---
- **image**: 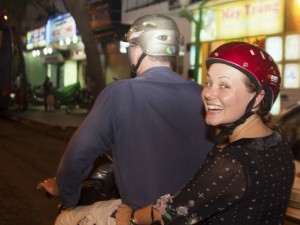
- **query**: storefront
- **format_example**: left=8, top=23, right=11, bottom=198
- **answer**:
left=24, top=0, right=132, bottom=99
left=188, top=0, right=300, bottom=114
left=25, top=26, right=49, bottom=87
left=46, top=13, right=84, bottom=89
left=24, top=13, right=85, bottom=90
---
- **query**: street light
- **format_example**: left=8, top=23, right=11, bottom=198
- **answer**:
left=179, top=0, right=209, bottom=83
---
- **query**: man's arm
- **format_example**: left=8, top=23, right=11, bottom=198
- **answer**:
left=56, top=87, right=116, bottom=207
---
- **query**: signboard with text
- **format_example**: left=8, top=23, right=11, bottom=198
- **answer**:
left=26, top=26, right=46, bottom=49
left=191, top=0, right=284, bottom=42
left=46, top=13, right=77, bottom=43
left=88, top=2, right=112, bottom=30
left=285, top=0, right=300, bottom=32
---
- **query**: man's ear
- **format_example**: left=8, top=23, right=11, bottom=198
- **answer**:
left=253, top=89, right=265, bottom=108
left=132, top=46, right=144, bottom=63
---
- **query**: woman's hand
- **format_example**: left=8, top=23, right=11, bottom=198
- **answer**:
left=116, top=204, right=132, bottom=225
left=36, top=177, right=59, bottom=197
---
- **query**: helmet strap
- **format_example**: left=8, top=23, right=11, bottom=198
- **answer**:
left=131, top=52, right=146, bottom=78
left=215, top=88, right=262, bottom=144
left=215, top=110, right=254, bottom=144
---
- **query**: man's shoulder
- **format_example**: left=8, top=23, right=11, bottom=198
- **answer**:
left=104, top=76, right=203, bottom=93
left=101, top=79, right=135, bottom=97
left=105, top=79, right=132, bottom=89
left=190, top=80, right=203, bottom=88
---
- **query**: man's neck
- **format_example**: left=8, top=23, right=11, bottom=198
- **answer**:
left=137, top=59, right=171, bottom=75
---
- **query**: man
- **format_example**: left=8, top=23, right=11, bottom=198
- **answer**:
left=39, top=14, right=214, bottom=225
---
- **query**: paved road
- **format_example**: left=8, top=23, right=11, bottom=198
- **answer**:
left=0, top=118, right=67, bottom=225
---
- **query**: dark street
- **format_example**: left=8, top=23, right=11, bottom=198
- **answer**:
left=0, top=118, right=66, bottom=225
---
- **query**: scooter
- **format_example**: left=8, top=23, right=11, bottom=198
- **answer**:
left=77, top=152, right=120, bottom=206
left=39, top=152, right=119, bottom=211
left=52, top=83, right=95, bottom=114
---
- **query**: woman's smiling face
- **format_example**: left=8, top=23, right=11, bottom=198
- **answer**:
left=201, top=63, right=256, bottom=126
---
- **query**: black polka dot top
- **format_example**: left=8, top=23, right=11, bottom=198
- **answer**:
left=157, top=131, right=295, bottom=225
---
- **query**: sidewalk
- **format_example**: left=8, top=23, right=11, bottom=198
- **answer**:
left=0, top=105, right=88, bottom=140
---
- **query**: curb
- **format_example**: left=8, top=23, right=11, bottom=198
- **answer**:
left=0, top=111, right=77, bottom=141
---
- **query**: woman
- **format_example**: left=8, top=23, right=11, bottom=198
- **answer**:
left=115, top=42, right=295, bottom=225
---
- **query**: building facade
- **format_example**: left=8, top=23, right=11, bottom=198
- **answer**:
left=23, top=0, right=130, bottom=94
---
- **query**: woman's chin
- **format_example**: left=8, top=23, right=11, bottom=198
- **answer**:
left=205, top=118, right=220, bottom=126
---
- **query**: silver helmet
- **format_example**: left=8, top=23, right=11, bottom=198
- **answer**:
left=125, top=14, right=183, bottom=56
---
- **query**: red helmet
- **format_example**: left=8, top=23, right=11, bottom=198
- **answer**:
left=206, top=42, right=281, bottom=114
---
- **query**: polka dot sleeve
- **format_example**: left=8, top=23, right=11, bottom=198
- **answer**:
left=154, top=149, right=248, bottom=225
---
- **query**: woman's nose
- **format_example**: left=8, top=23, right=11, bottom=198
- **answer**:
left=202, top=86, right=217, bottom=100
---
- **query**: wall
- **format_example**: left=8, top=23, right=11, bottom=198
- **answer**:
left=105, top=42, right=131, bottom=83
left=281, top=89, right=300, bottom=110
left=23, top=52, right=47, bottom=87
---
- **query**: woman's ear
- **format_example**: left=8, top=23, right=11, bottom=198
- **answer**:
left=253, top=89, right=265, bottom=109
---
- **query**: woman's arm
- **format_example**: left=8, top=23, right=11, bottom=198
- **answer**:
left=116, top=204, right=163, bottom=225
left=116, top=151, right=247, bottom=225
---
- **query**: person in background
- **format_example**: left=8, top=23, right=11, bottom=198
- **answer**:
left=115, top=41, right=295, bottom=225
left=38, top=14, right=214, bottom=225
left=14, top=73, right=27, bottom=111
left=42, top=76, right=53, bottom=111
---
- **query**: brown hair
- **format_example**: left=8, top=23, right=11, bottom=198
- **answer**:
left=242, top=75, right=276, bottom=126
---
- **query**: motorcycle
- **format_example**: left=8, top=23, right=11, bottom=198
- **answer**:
left=53, top=83, right=95, bottom=114
left=52, top=83, right=81, bottom=113
left=39, top=152, right=120, bottom=211
left=77, top=152, right=120, bottom=206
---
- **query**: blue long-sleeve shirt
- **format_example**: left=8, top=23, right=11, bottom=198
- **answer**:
left=56, top=67, right=214, bottom=208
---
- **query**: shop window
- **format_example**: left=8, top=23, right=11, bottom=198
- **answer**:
left=278, top=63, right=283, bottom=84
left=284, top=63, right=300, bottom=88
left=189, top=45, right=195, bottom=68
left=64, top=60, right=78, bottom=86
left=189, top=45, right=203, bottom=84
left=270, top=61, right=282, bottom=115
left=270, top=95, right=280, bottom=115
left=285, top=34, right=300, bottom=60
left=265, top=36, right=282, bottom=62
left=189, top=44, right=203, bottom=68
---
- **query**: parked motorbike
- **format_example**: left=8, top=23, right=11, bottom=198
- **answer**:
left=53, top=83, right=95, bottom=114
left=31, top=85, right=44, bottom=105
left=52, top=83, right=80, bottom=113
left=76, top=88, right=95, bottom=111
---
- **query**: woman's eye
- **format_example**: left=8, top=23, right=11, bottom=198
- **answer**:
left=205, top=81, right=212, bottom=87
left=220, top=83, right=230, bottom=89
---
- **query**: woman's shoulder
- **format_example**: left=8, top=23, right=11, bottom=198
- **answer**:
left=205, top=147, right=244, bottom=168
left=206, top=145, right=259, bottom=171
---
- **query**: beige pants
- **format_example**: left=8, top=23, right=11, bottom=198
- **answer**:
left=55, top=199, right=121, bottom=225
left=46, top=94, right=55, bottom=108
